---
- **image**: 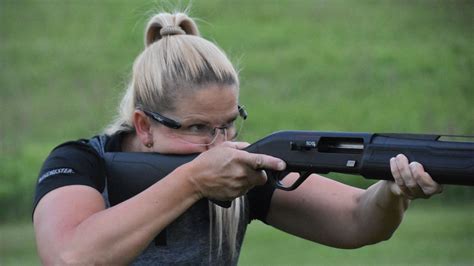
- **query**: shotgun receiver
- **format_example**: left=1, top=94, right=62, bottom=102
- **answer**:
left=104, top=131, right=474, bottom=207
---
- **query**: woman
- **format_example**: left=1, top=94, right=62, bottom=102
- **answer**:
left=33, top=12, right=442, bottom=265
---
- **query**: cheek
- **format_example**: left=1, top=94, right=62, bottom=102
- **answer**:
left=152, top=132, right=207, bottom=154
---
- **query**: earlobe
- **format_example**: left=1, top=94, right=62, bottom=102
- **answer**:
left=133, top=110, right=154, bottom=148
left=145, top=142, right=154, bottom=148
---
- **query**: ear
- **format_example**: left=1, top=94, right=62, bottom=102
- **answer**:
left=133, top=110, right=153, bottom=146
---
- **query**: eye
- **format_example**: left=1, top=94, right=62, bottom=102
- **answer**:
left=224, top=117, right=237, bottom=128
left=186, top=124, right=211, bottom=134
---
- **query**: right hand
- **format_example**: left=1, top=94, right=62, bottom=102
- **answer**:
left=188, top=141, right=286, bottom=201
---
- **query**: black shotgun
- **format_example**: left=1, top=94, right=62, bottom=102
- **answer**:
left=104, top=131, right=474, bottom=207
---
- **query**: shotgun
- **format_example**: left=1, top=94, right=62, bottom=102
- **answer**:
left=104, top=131, right=474, bottom=207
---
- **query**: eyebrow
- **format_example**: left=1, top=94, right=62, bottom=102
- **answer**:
left=225, top=113, right=239, bottom=123
left=180, top=111, right=239, bottom=127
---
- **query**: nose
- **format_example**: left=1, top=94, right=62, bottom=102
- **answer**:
left=207, top=128, right=228, bottom=148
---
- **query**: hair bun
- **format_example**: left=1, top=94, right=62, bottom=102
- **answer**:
left=145, top=12, right=200, bottom=47
left=160, top=25, right=186, bottom=37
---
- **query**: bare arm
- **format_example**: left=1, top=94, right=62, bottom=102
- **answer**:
left=34, top=164, right=201, bottom=265
left=34, top=142, right=285, bottom=265
left=266, top=154, right=442, bottom=249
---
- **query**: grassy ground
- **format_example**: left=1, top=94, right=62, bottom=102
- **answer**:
left=1, top=204, right=472, bottom=265
left=0, top=223, right=39, bottom=266
left=240, top=203, right=474, bottom=266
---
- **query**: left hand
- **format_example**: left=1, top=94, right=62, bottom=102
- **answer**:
left=389, top=154, right=443, bottom=199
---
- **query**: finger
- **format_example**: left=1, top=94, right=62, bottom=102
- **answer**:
left=255, top=155, right=264, bottom=169
left=225, top=141, right=250, bottom=150
left=248, top=170, right=268, bottom=186
left=390, top=157, right=411, bottom=197
left=409, top=162, right=443, bottom=196
left=233, top=169, right=267, bottom=195
left=396, top=154, right=426, bottom=198
left=247, top=153, right=286, bottom=171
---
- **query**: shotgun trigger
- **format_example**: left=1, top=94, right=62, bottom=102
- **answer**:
left=267, top=170, right=311, bottom=191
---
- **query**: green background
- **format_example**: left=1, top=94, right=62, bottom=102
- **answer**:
left=1, top=0, right=473, bottom=265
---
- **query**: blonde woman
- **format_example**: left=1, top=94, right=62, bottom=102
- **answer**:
left=33, top=12, right=442, bottom=265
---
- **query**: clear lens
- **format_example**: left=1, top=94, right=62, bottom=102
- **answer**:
left=229, top=114, right=245, bottom=140
left=175, top=115, right=245, bottom=146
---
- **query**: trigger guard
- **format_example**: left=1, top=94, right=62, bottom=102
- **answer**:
left=267, top=170, right=311, bottom=191
left=266, top=170, right=290, bottom=189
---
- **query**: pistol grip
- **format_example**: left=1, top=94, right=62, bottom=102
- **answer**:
left=210, top=199, right=232, bottom=208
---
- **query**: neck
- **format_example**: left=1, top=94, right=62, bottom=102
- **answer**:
left=122, top=133, right=147, bottom=152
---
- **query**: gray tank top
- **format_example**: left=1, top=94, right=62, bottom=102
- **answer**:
left=89, top=135, right=249, bottom=265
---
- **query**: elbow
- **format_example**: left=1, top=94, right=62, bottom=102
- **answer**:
left=55, top=248, right=129, bottom=266
left=55, top=249, right=106, bottom=266
left=379, top=230, right=395, bottom=242
left=335, top=230, right=396, bottom=250
left=365, top=234, right=393, bottom=248
left=376, top=230, right=396, bottom=243
left=37, top=246, right=84, bottom=266
left=353, top=231, right=396, bottom=249
left=56, top=250, right=87, bottom=266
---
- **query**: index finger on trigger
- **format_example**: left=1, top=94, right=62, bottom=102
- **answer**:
left=249, top=153, right=286, bottom=171
left=232, top=141, right=251, bottom=150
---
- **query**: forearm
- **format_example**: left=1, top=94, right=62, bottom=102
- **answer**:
left=353, top=180, right=410, bottom=245
left=41, top=163, right=201, bottom=265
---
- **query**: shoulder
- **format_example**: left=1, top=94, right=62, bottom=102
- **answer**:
left=50, top=138, right=102, bottom=160
left=33, top=136, right=112, bottom=213
left=40, top=138, right=105, bottom=179
left=39, top=132, right=122, bottom=179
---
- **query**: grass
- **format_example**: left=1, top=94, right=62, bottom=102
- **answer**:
left=1, top=204, right=472, bottom=265
left=239, top=203, right=474, bottom=266
left=0, top=0, right=473, bottom=264
left=0, top=223, right=39, bottom=266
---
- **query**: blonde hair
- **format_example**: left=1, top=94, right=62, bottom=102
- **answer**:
left=105, top=12, right=244, bottom=261
left=105, top=12, right=239, bottom=134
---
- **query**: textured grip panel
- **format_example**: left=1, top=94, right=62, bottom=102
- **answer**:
left=360, top=137, right=474, bottom=185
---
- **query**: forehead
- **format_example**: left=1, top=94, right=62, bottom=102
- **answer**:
left=171, top=84, right=239, bottom=121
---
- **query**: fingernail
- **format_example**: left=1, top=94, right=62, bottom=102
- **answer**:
left=277, top=161, right=286, bottom=170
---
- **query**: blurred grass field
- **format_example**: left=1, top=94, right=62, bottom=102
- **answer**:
left=1, top=0, right=473, bottom=265
left=1, top=203, right=472, bottom=266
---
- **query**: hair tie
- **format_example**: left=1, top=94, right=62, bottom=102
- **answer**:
left=160, top=26, right=185, bottom=37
